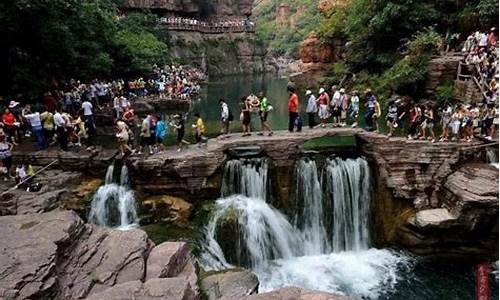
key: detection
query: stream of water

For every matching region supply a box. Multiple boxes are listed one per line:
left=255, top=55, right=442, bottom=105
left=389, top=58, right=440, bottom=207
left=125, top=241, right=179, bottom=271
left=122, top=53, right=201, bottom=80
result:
left=201, top=157, right=414, bottom=299
left=88, top=163, right=138, bottom=229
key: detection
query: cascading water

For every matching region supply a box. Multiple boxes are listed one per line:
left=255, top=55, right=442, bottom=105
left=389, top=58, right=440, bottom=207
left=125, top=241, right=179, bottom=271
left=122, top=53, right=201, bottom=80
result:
left=221, top=158, right=268, bottom=199
left=201, top=156, right=411, bottom=299
left=326, top=157, right=372, bottom=252
left=88, top=164, right=138, bottom=229
left=293, top=158, right=330, bottom=255
left=486, top=148, right=499, bottom=168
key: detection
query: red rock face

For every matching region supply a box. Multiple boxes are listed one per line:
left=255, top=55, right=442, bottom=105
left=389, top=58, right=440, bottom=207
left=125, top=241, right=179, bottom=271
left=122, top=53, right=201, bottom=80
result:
left=299, top=34, right=334, bottom=63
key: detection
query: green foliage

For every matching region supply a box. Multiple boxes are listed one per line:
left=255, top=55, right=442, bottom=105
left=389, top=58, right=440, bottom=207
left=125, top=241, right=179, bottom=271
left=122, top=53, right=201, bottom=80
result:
left=435, top=81, right=455, bottom=103
left=253, top=0, right=321, bottom=57
left=0, top=0, right=169, bottom=98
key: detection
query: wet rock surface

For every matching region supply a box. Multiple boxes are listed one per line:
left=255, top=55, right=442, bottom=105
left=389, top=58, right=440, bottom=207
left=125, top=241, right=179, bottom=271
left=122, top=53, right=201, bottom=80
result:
left=201, top=269, right=259, bottom=300
left=243, top=286, right=352, bottom=300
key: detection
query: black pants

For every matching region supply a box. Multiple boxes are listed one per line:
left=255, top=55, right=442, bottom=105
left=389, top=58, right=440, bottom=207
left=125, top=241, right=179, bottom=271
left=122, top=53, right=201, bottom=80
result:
left=56, top=127, right=68, bottom=151
left=307, top=113, right=316, bottom=128
left=289, top=112, right=298, bottom=132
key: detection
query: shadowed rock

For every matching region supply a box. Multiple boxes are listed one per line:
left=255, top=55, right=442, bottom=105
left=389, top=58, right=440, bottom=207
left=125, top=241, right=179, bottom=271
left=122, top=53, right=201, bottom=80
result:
left=0, top=210, right=153, bottom=299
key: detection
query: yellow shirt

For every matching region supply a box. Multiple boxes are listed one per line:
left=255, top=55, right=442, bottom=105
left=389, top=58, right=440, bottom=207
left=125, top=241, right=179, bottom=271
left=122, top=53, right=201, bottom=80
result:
left=196, top=118, right=205, bottom=133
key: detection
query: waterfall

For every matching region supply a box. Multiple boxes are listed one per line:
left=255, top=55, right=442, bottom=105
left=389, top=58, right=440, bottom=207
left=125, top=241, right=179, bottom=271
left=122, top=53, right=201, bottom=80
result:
left=294, top=158, right=330, bottom=255
left=486, top=148, right=498, bottom=168
left=326, top=157, right=372, bottom=251
left=203, top=156, right=372, bottom=265
left=88, top=164, right=138, bottom=229
left=221, top=158, right=268, bottom=199
left=201, top=156, right=410, bottom=299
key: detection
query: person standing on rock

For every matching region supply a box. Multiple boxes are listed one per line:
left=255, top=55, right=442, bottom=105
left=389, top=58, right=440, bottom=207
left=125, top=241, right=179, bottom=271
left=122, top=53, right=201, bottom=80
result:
left=305, top=90, right=317, bottom=129
left=317, top=88, right=330, bottom=128
left=258, top=91, right=274, bottom=136
left=0, top=131, right=13, bottom=181
left=173, top=114, right=185, bottom=152
left=219, top=99, right=231, bottom=135
left=240, top=97, right=251, bottom=136
left=330, top=85, right=341, bottom=126
left=54, top=107, right=69, bottom=151
left=364, top=89, right=377, bottom=131
left=155, top=115, right=167, bottom=152
left=349, top=90, right=360, bottom=127
left=22, top=106, right=47, bottom=150
left=193, top=112, right=206, bottom=147
left=139, top=114, right=152, bottom=155
left=288, top=85, right=299, bottom=132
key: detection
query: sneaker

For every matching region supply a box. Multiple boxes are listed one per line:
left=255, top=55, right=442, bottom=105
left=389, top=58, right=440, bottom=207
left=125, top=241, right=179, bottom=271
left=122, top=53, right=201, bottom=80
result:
left=177, top=148, right=181, bottom=152
left=257, top=132, right=264, bottom=136
left=486, top=136, right=492, bottom=140
left=351, top=122, right=358, bottom=128
left=268, top=132, right=274, bottom=136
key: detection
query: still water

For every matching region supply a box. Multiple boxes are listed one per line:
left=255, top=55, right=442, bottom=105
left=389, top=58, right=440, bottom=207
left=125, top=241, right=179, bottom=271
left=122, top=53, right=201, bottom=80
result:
left=190, top=74, right=291, bottom=137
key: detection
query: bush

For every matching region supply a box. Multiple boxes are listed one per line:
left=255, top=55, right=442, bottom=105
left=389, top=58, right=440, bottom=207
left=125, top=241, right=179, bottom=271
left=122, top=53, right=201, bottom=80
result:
left=435, top=81, right=455, bottom=103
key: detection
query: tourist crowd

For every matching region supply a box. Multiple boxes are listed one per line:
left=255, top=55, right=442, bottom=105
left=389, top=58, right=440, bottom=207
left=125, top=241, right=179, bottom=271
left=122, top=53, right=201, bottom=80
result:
left=461, top=28, right=499, bottom=102
left=159, top=16, right=255, bottom=31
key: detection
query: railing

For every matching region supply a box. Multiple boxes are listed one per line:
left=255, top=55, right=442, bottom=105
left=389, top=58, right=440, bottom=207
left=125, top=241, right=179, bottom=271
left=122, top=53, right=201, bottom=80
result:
left=159, top=23, right=255, bottom=34
left=456, top=61, right=489, bottom=101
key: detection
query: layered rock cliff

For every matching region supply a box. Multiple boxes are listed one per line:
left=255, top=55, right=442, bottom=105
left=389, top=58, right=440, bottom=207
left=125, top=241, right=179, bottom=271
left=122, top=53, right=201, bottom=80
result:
left=123, top=0, right=253, bottom=17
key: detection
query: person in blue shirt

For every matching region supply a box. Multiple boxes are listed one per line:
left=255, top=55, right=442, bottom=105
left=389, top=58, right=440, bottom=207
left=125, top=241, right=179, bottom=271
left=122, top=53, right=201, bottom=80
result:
left=155, top=115, right=167, bottom=152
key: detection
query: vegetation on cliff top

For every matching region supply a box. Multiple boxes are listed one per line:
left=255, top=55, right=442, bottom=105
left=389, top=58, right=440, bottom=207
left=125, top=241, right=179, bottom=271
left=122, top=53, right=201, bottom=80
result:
left=0, top=0, right=169, bottom=97
left=313, top=0, right=499, bottom=100
left=253, top=0, right=321, bottom=57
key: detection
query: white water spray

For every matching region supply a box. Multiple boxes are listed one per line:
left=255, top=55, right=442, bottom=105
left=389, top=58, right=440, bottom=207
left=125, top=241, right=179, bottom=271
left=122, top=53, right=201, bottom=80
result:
left=88, top=164, right=138, bottom=229
left=201, top=157, right=411, bottom=299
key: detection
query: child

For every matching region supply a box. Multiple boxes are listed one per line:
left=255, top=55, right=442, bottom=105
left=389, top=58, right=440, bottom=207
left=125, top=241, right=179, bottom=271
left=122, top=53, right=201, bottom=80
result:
left=193, top=112, right=206, bottom=147
left=173, top=114, right=185, bottom=152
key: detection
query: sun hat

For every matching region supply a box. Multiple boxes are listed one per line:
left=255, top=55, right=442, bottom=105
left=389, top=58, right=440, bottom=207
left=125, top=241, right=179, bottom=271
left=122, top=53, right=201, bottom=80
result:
left=340, top=88, right=345, bottom=93
left=305, top=90, right=312, bottom=96
left=319, top=88, right=325, bottom=94
left=8, top=101, right=19, bottom=108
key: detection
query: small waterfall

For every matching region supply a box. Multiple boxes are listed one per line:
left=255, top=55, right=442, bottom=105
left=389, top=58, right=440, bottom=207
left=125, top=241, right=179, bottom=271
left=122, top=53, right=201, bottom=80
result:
left=294, top=158, right=330, bottom=255
left=88, top=164, right=138, bottom=229
left=326, top=157, right=372, bottom=251
left=202, top=195, right=302, bottom=269
left=221, top=158, right=268, bottom=199
left=486, top=148, right=498, bottom=168
left=201, top=156, right=408, bottom=299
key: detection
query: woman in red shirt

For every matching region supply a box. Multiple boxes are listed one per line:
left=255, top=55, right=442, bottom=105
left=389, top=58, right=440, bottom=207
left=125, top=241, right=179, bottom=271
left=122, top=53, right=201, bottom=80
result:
left=2, top=108, right=17, bottom=144
left=288, top=86, right=299, bottom=132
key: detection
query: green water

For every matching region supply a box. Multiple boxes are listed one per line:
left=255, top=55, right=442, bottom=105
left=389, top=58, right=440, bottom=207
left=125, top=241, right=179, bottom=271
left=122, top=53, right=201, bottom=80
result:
left=190, top=74, right=291, bottom=137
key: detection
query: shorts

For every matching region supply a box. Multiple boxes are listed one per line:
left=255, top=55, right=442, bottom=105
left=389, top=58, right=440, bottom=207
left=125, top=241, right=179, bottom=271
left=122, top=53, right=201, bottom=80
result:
left=242, top=112, right=250, bottom=126
left=386, top=117, right=396, bottom=124
left=259, top=111, right=268, bottom=122
left=141, top=136, right=152, bottom=146
left=332, top=107, right=342, bottom=117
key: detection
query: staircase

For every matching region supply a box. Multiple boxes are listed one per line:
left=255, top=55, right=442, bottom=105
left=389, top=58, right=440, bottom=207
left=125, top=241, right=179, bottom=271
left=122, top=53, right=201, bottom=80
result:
left=454, top=61, right=489, bottom=103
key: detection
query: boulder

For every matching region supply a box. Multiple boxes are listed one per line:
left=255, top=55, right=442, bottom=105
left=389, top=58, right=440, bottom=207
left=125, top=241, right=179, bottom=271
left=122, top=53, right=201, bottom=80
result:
left=0, top=170, right=82, bottom=216
left=146, top=242, right=191, bottom=280
left=61, top=178, right=104, bottom=213
left=0, top=210, right=154, bottom=299
left=142, top=195, right=193, bottom=225
left=84, top=278, right=197, bottom=300
left=201, top=269, right=259, bottom=300
left=410, top=208, right=457, bottom=229
left=242, top=286, right=352, bottom=300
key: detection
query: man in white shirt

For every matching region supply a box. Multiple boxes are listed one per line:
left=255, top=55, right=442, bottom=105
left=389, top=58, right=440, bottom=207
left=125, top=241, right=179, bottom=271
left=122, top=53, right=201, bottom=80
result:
left=22, top=106, right=47, bottom=150
left=219, top=99, right=230, bottom=134
left=54, top=109, right=68, bottom=151
left=82, top=100, right=96, bottom=135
